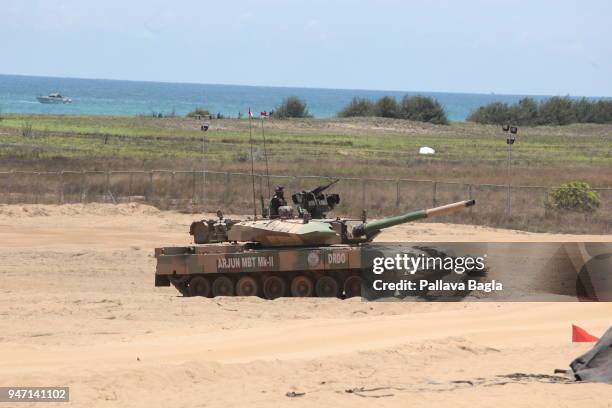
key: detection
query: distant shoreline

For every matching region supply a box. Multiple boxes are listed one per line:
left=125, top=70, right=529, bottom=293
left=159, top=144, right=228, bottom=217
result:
left=1, top=74, right=611, bottom=120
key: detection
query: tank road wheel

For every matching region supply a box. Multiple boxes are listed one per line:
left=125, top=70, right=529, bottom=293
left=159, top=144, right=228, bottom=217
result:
left=343, top=276, right=362, bottom=298
left=263, top=276, right=287, bottom=300
left=212, top=276, right=235, bottom=297
left=188, top=276, right=212, bottom=297
left=315, top=276, right=340, bottom=298
left=236, top=276, right=259, bottom=297
left=290, top=276, right=314, bottom=297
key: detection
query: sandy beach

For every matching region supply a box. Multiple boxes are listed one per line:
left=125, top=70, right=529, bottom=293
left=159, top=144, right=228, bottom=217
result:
left=0, top=203, right=610, bottom=407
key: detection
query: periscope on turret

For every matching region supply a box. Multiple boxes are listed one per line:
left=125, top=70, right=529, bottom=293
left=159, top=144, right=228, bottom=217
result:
left=154, top=196, right=484, bottom=300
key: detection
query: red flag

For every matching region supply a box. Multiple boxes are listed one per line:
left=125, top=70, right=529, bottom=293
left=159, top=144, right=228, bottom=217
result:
left=572, top=325, right=600, bottom=342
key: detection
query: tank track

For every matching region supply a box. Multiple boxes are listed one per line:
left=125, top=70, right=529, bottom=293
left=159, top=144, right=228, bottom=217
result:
left=168, top=270, right=363, bottom=299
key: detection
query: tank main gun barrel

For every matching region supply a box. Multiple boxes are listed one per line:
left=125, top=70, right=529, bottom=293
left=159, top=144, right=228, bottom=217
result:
left=352, top=199, right=475, bottom=237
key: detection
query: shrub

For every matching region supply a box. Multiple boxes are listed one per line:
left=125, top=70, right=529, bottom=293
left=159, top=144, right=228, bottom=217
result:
left=186, top=108, right=211, bottom=118
left=537, top=97, right=575, bottom=125
left=337, top=95, right=449, bottom=124
left=400, top=95, right=448, bottom=125
left=596, top=100, right=612, bottom=123
left=467, top=102, right=513, bottom=124
left=374, top=96, right=400, bottom=118
left=573, top=98, right=595, bottom=123
left=548, top=181, right=600, bottom=213
left=514, top=97, right=538, bottom=125
left=338, top=97, right=375, bottom=117
left=21, top=121, right=33, bottom=138
left=235, top=152, right=249, bottom=162
left=274, top=96, right=311, bottom=118
left=467, top=96, right=612, bottom=125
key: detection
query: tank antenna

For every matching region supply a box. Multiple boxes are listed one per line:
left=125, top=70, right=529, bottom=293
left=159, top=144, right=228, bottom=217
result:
left=260, top=113, right=271, bottom=199
left=248, top=108, right=257, bottom=219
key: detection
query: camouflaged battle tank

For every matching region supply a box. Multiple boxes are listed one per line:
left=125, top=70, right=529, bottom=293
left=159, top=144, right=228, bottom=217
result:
left=155, top=198, right=476, bottom=299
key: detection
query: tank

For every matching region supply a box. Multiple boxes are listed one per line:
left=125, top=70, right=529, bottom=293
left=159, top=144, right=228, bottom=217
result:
left=155, top=199, right=477, bottom=299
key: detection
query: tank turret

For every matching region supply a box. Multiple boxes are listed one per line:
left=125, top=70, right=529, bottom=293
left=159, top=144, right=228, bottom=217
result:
left=227, top=199, right=475, bottom=247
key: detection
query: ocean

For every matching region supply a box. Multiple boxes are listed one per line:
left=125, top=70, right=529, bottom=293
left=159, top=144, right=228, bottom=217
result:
left=0, top=74, right=576, bottom=121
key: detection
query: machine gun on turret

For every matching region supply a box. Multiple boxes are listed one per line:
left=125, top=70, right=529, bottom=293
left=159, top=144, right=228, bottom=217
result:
left=291, top=179, right=340, bottom=219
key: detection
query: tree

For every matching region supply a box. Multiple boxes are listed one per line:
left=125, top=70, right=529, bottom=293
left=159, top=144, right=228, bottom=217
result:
left=513, top=97, right=538, bottom=125
left=338, top=97, right=375, bottom=117
left=374, top=96, right=399, bottom=118
left=537, top=97, right=575, bottom=125
left=275, top=96, right=311, bottom=118
left=400, top=95, right=448, bottom=125
left=467, top=102, right=513, bottom=124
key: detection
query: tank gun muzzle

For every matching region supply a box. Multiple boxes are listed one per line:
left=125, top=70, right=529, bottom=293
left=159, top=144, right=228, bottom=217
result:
left=352, top=199, right=475, bottom=237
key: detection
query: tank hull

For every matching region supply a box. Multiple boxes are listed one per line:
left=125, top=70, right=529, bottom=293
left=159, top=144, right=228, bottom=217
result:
left=155, top=243, right=364, bottom=298
left=155, top=242, right=485, bottom=299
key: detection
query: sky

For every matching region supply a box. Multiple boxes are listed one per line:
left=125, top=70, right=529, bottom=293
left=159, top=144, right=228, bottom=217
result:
left=1, top=0, right=611, bottom=96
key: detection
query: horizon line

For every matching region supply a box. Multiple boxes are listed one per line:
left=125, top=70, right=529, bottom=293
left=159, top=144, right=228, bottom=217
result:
left=2, top=72, right=610, bottom=100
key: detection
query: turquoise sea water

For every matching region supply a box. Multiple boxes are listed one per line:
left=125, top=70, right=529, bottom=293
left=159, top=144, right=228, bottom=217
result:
left=0, top=74, right=584, bottom=121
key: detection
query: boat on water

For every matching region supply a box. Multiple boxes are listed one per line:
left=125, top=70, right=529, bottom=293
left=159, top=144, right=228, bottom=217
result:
left=36, top=93, right=72, bottom=104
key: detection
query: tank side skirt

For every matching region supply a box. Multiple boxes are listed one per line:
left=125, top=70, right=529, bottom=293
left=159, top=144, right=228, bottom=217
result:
left=155, top=246, right=362, bottom=276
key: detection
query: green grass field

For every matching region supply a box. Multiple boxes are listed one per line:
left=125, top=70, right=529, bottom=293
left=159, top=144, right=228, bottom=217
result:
left=0, top=114, right=610, bottom=186
left=0, top=114, right=610, bottom=233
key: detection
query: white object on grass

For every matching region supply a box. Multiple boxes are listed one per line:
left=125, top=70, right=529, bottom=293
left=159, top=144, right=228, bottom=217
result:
left=419, top=146, right=435, bottom=155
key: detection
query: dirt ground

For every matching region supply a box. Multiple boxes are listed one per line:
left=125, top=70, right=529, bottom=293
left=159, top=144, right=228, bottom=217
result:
left=0, top=203, right=610, bottom=407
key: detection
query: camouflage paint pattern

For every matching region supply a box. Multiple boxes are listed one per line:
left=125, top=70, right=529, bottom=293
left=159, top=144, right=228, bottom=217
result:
left=156, top=244, right=361, bottom=277
left=155, top=199, right=477, bottom=297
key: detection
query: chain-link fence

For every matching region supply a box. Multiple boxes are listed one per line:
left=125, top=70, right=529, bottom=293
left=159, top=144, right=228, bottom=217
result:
left=0, top=170, right=610, bottom=233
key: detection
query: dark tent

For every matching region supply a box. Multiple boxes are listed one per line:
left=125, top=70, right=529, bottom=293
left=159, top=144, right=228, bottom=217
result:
left=570, top=327, right=612, bottom=384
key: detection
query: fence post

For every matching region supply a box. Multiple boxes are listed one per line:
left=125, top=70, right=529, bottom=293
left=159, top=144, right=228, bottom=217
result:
left=34, top=172, right=40, bottom=204
left=6, top=170, right=14, bottom=204
left=171, top=171, right=176, bottom=202
left=58, top=171, right=64, bottom=204
left=191, top=171, right=196, bottom=204
left=202, top=170, right=206, bottom=205
left=362, top=179, right=367, bottom=209
left=105, top=171, right=111, bottom=203
left=468, top=184, right=473, bottom=214
left=396, top=180, right=400, bottom=209
left=128, top=172, right=133, bottom=200
left=432, top=182, right=437, bottom=207
left=148, top=171, right=154, bottom=201
left=225, top=172, right=231, bottom=203
left=80, top=171, right=86, bottom=203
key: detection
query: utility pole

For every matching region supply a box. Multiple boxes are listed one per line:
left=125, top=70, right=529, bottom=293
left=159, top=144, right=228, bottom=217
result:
left=201, top=120, right=209, bottom=205
left=502, top=124, right=518, bottom=216
left=248, top=108, right=257, bottom=219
